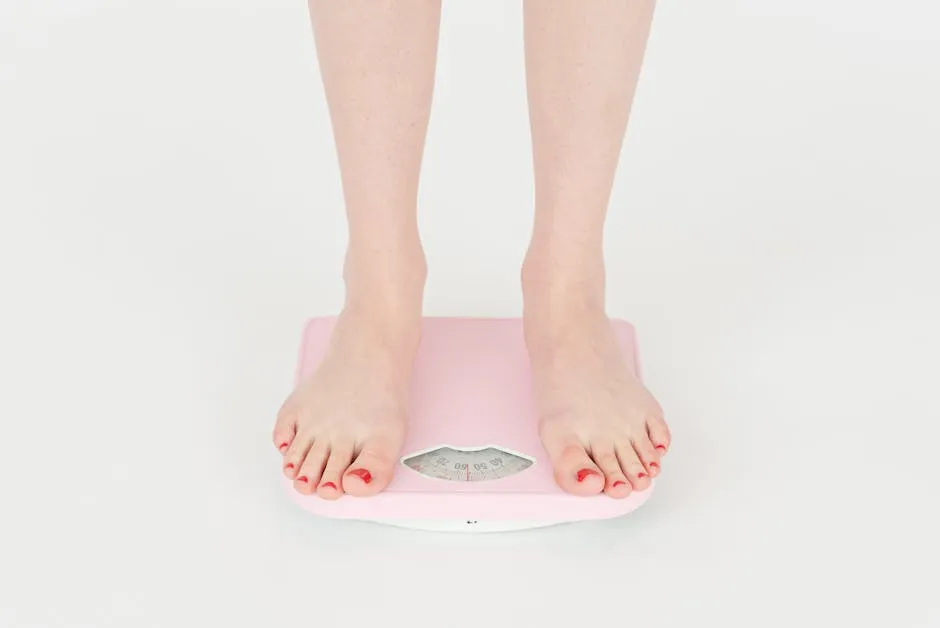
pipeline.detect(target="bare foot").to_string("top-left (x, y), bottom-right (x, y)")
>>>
top-left (273, 254), bottom-right (424, 499)
top-left (523, 261), bottom-right (671, 499)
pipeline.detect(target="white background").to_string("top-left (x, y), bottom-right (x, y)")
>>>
top-left (2, 1), bottom-right (939, 626)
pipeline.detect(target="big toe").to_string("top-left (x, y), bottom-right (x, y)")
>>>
top-left (543, 433), bottom-right (605, 495)
top-left (342, 437), bottom-right (399, 497)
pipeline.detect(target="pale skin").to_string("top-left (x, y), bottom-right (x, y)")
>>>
top-left (274, 0), bottom-right (671, 499)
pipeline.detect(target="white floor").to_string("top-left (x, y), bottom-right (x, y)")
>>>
top-left (2, 1), bottom-right (939, 626)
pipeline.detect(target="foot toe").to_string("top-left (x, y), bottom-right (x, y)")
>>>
top-left (647, 414), bottom-right (671, 456)
top-left (616, 443), bottom-right (651, 491)
top-left (547, 440), bottom-right (605, 495)
top-left (282, 434), bottom-right (312, 480)
top-left (342, 437), bottom-right (398, 496)
top-left (273, 410), bottom-right (297, 454)
top-left (632, 433), bottom-right (662, 477)
top-left (591, 444), bottom-right (632, 498)
top-left (317, 441), bottom-right (354, 500)
top-left (294, 441), bottom-right (329, 494)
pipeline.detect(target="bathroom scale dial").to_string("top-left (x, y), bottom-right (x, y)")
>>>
top-left (402, 446), bottom-right (534, 482)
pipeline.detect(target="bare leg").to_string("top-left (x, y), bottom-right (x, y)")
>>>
top-left (273, 1), bottom-right (441, 498)
top-left (522, 0), bottom-right (671, 498)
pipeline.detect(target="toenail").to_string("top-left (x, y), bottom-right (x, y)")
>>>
top-left (347, 468), bottom-right (372, 484)
top-left (637, 472), bottom-right (647, 479)
top-left (655, 445), bottom-right (666, 452)
top-left (278, 443), bottom-right (288, 452)
top-left (612, 481), bottom-right (626, 488)
top-left (284, 463), bottom-right (294, 470)
top-left (297, 476), bottom-right (308, 483)
top-left (650, 462), bottom-right (659, 469)
top-left (576, 469), bottom-right (599, 483)
top-left (321, 482), bottom-right (337, 490)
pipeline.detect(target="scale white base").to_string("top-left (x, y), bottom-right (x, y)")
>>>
top-left (285, 317), bottom-right (654, 532)
top-left (380, 520), bottom-right (556, 533)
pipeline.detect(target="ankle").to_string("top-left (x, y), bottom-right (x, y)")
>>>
top-left (343, 240), bottom-right (427, 316)
top-left (521, 246), bottom-right (606, 319)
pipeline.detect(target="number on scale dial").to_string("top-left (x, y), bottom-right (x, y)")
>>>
top-left (402, 446), bottom-right (534, 482)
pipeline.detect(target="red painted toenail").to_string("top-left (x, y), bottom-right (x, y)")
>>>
top-left (284, 463), bottom-right (294, 470)
top-left (638, 472), bottom-right (647, 479)
top-left (322, 482), bottom-right (337, 490)
top-left (279, 443), bottom-right (288, 452)
top-left (297, 476), bottom-right (308, 483)
top-left (576, 469), bottom-right (599, 483)
top-left (613, 481), bottom-right (626, 488)
top-left (347, 468), bottom-right (372, 484)
top-left (650, 462), bottom-right (659, 469)
top-left (656, 445), bottom-right (666, 452)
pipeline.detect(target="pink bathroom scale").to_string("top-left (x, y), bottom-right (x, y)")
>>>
top-left (285, 317), bottom-right (654, 532)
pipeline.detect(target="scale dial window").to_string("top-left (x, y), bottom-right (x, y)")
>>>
top-left (402, 446), bottom-right (533, 482)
